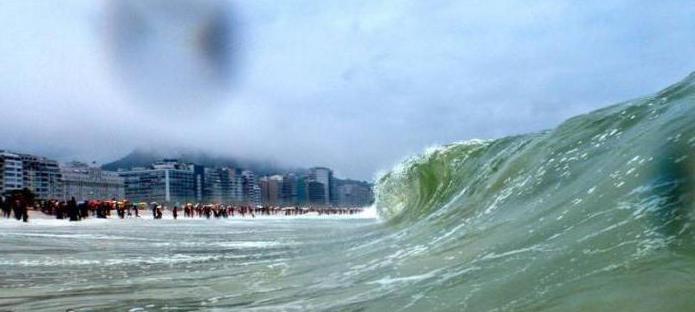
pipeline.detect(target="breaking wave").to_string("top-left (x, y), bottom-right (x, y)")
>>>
top-left (373, 72), bottom-right (695, 309)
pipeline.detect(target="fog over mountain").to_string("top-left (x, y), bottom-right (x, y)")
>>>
top-left (1, 0), bottom-right (694, 180)
top-left (101, 148), bottom-right (308, 178)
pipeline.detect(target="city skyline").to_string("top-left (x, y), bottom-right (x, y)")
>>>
top-left (0, 148), bottom-right (374, 208)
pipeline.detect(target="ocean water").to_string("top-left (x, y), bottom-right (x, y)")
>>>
top-left (0, 217), bottom-right (389, 311)
top-left (2, 74), bottom-right (695, 311)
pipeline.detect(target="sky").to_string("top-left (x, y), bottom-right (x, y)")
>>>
top-left (0, 0), bottom-right (694, 180)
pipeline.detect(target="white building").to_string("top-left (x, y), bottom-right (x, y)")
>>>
top-left (21, 154), bottom-right (63, 200)
top-left (61, 162), bottom-right (125, 201)
top-left (0, 151), bottom-right (23, 194)
top-left (118, 160), bottom-right (197, 205)
top-left (1, 151), bottom-right (67, 200)
top-left (241, 170), bottom-right (261, 206)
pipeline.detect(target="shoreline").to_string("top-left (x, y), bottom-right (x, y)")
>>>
top-left (0, 208), bottom-right (378, 224)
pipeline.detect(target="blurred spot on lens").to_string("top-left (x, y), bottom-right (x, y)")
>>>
top-left (105, 0), bottom-right (239, 113)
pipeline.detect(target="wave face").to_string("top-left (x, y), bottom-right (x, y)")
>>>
top-left (374, 73), bottom-right (695, 309)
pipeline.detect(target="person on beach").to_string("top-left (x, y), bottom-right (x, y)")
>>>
top-left (155, 206), bottom-right (163, 219)
top-left (79, 201), bottom-right (89, 219)
top-left (150, 203), bottom-right (158, 219)
top-left (12, 198), bottom-right (22, 221)
top-left (67, 197), bottom-right (79, 221)
top-left (22, 211), bottom-right (28, 222)
top-left (20, 199), bottom-right (28, 222)
top-left (1, 196), bottom-right (10, 218)
top-left (97, 201), bottom-right (109, 218)
top-left (55, 201), bottom-right (65, 219)
top-left (11, 198), bottom-right (28, 222)
top-left (173, 206), bottom-right (178, 220)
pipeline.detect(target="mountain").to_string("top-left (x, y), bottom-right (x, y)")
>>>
top-left (101, 149), bottom-right (306, 176)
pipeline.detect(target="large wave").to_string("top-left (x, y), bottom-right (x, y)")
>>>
top-left (371, 72), bottom-right (695, 309)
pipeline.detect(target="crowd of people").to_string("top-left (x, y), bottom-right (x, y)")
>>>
top-left (37, 198), bottom-right (139, 221)
top-left (174, 204), bottom-right (363, 219)
top-left (0, 191), bottom-right (31, 222)
top-left (1, 194), bottom-right (364, 222)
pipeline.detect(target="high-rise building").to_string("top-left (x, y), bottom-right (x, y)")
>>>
top-left (259, 175), bottom-right (283, 206)
top-left (308, 167), bottom-right (333, 206)
top-left (306, 180), bottom-right (327, 207)
top-left (193, 165), bottom-right (206, 203)
top-left (223, 168), bottom-right (244, 204)
top-left (19, 153), bottom-right (63, 200)
top-left (258, 176), bottom-right (268, 204)
top-left (296, 175), bottom-right (308, 206)
top-left (280, 173), bottom-right (299, 206)
top-left (61, 162), bottom-right (125, 201)
top-left (334, 180), bottom-right (375, 207)
top-left (118, 159), bottom-right (196, 205)
top-left (117, 160), bottom-right (266, 206)
top-left (204, 167), bottom-right (224, 204)
top-left (204, 167), bottom-right (244, 204)
top-left (0, 151), bottom-right (23, 194)
top-left (1, 151), bottom-right (70, 200)
top-left (241, 170), bottom-right (261, 206)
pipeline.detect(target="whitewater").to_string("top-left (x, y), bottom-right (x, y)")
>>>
top-left (1, 74), bottom-right (695, 311)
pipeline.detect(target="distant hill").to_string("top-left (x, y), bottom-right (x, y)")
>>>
top-left (101, 149), bottom-right (306, 176)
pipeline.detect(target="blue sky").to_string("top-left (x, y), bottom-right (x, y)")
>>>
top-left (0, 0), bottom-right (694, 179)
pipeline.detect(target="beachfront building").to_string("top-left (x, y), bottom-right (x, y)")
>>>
top-left (280, 173), bottom-right (299, 206)
top-left (334, 180), bottom-right (374, 207)
top-left (222, 168), bottom-right (245, 204)
top-left (19, 153), bottom-right (63, 200)
top-left (0, 157), bottom-right (3, 193)
top-left (1, 151), bottom-right (66, 200)
top-left (309, 167), bottom-right (333, 206)
top-left (204, 167), bottom-right (224, 204)
top-left (118, 159), bottom-right (197, 205)
top-left (118, 160), bottom-right (263, 206)
top-left (259, 175), bottom-right (283, 206)
top-left (193, 165), bottom-right (206, 203)
top-left (204, 167), bottom-right (244, 204)
top-left (260, 173), bottom-right (303, 207)
top-left (61, 162), bottom-right (125, 201)
top-left (0, 151), bottom-right (24, 194)
top-left (296, 175), bottom-right (308, 206)
top-left (241, 170), bottom-right (261, 206)
top-left (306, 180), bottom-right (327, 207)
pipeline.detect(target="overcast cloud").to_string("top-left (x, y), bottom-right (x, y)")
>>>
top-left (0, 0), bottom-right (694, 180)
